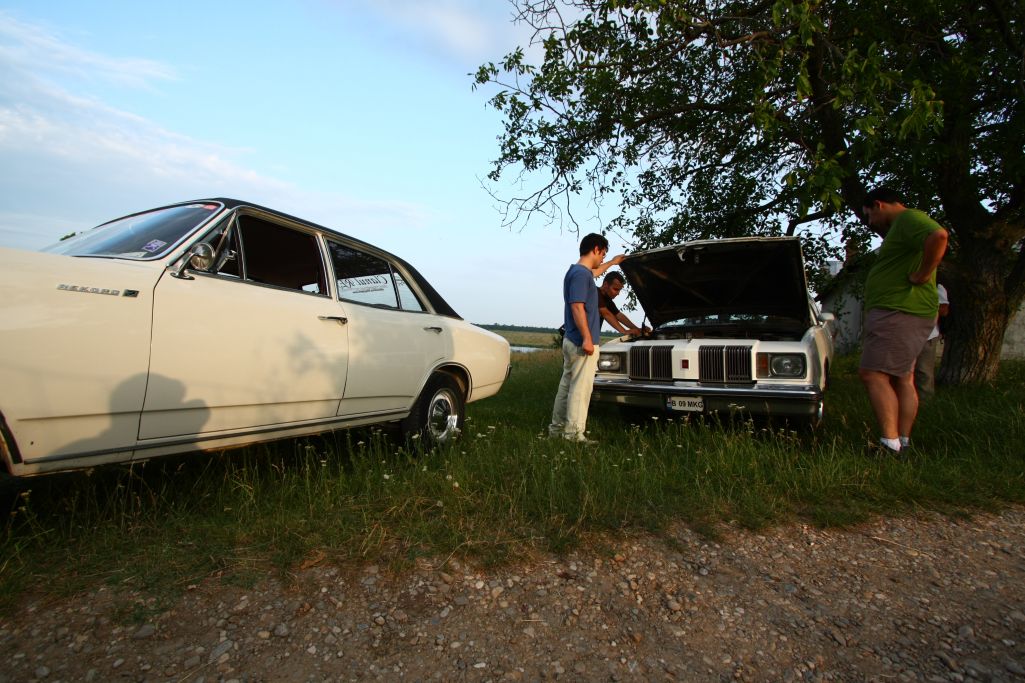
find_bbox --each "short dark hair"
[579,233,609,256]
[862,186,904,208]
[603,271,625,285]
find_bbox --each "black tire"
[402,374,465,448]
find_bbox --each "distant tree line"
[478,324,559,333]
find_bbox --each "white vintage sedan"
[591,237,834,425]
[0,200,510,477]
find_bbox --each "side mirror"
[189,242,215,270]
[171,242,215,279]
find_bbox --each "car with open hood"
[591,236,834,425]
[0,199,510,477]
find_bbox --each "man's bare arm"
[600,306,627,333]
[909,228,949,285]
[590,254,625,278]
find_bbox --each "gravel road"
[2,507,1023,682]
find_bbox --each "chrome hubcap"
[427,391,460,443]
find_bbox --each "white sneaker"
[564,434,597,445]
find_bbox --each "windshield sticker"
[142,240,168,253]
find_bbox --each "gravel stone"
[0,508,1023,681]
[131,623,155,639]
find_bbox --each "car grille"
[699,345,753,382]
[629,345,674,381]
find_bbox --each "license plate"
[667,396,704,412]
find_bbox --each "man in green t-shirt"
[859,187,949,454]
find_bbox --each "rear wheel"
[403,374,465,448]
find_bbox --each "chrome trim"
[593,377,822,401]
[21,410,409,465]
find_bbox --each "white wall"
[1001,308,1025,359]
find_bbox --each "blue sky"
[0,1,626,327]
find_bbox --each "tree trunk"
[937,246,1015,385]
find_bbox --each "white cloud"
[384,2,499,61]
[0,11,434,251]
[0,11,176,89]
[349,0,536,65]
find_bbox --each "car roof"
[110,198,463,320]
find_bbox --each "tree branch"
[787,209,834,236]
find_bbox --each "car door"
[140,212,349,440]
[324,239,449,416]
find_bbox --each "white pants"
[549,338,599,439]
[914,336,940,397]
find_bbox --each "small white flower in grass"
[422,466,428,472]
[487,425,496,430]
[383,474,391,480]
[411,433,421,440]
[357,441,365,447]
[651,416,659,421]
[452,481,460,489]
[446,474,452,481]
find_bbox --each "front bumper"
[591,377,824,420]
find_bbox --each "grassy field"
[487,328,620,348]
[1,351,1023,609]
[490,329,559,348]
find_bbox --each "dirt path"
[2,507,1024,682]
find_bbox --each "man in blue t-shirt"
[549,233,624,443]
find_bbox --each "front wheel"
[403,374,465,448]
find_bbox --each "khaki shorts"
[860,308,936,376]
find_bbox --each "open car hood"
[620,236,813,328]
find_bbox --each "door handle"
[423,326,443,333]
[318,316,348,325]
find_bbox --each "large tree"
[475,0,1024,383]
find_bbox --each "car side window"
[327,241,400,308]
[327,241,426,312]
[394,270,426,312]
[235,216,327,295]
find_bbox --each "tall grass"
[1,350,1022,609]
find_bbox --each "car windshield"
[42,203,223,259]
